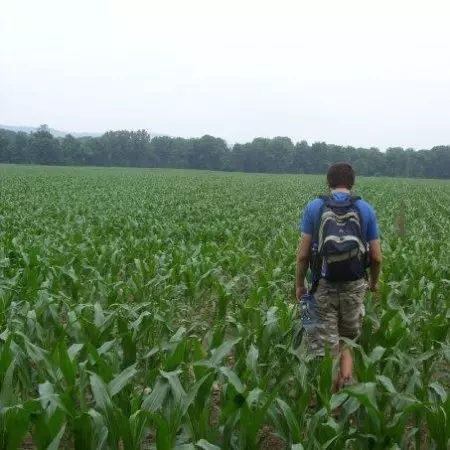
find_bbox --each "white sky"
[1,0,449,149]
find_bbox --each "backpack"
[310,195,368,287]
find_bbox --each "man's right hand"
[369,281,378,293]
[296,285,307,300]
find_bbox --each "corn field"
[0,166,449,449]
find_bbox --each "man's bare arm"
[368,239,382,291]
[296,233,312,298]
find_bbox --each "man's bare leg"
[338,346,355,389]
[340,347,353,378]
[332,345,352,392]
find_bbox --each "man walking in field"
[296,163,382,388]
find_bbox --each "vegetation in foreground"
[0,166,449,449]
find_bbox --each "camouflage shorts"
[307,278,366,357]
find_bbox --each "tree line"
[0,125,449,178]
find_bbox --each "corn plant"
[0,166,448,449]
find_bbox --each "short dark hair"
[327,163,355,189]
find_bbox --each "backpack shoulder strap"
[349,196,367,246]
[310,196,328,293]
[318,195,331,206]
[312,196,328,243]
[349,196,370,273]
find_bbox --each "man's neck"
[331,188,350,194]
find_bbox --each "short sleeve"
[366,205,380,242]
[300,202,314,235]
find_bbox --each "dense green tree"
[0,126,449,179]
[248,138,272,172]
[61,134,84,165]
[230,143,249,172]
[187,135,228,170]
[267,137,294,173]
[26,125,60,165]
[0,129,28,163]
[150,136,172,167]
[430,146,450,178]
[129,130,154,166]
[0,130,13,162]
[83,137,106,166]
[292,140,309,173]
[385,147,406,177]
[12,132,29,163]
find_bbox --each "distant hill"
[0,125,102,138]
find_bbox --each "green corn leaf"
[142,379,170,412]
[24,339,48,365]
[245,344,259,378]
[276,398,302,442]
[0,335,13,375]
[90,374,112,410]
[67,343,84,361]
[378,309,400,332]
[94,302,106,328]
[1,406,30,450]
[0,359,16,407]
[170,326,187,342]
[246,388,263,407]
[143,346,160,360]
[38,381,69,416]
[166,340,188,371]
[59,340,76,387]
[47,423,66,450]
[219,366,245,394]
[183,371,214,415]
[160,370,186,405]
[88,409,109,449]
[323,435,343,449]
[342,382,379,415]
[97,340,116,356]
[209,338,241,366]
[154,415,172,450]
[376,375,397,394]
[129,410,151,448]
[86,343,113,380]
[196,439,221,450]
[317,353,333,407]
[73,413,94,450]
[368,346,386,364]
[329,393,348,410]
[108,364,137,397]
[118,318,136,367]
[428,381,447,403]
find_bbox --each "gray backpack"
[311,195,368,284]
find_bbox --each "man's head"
[327,163,355,190]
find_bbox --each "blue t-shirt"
[300,192,380,242]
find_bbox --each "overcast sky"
[1,0,449,149]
